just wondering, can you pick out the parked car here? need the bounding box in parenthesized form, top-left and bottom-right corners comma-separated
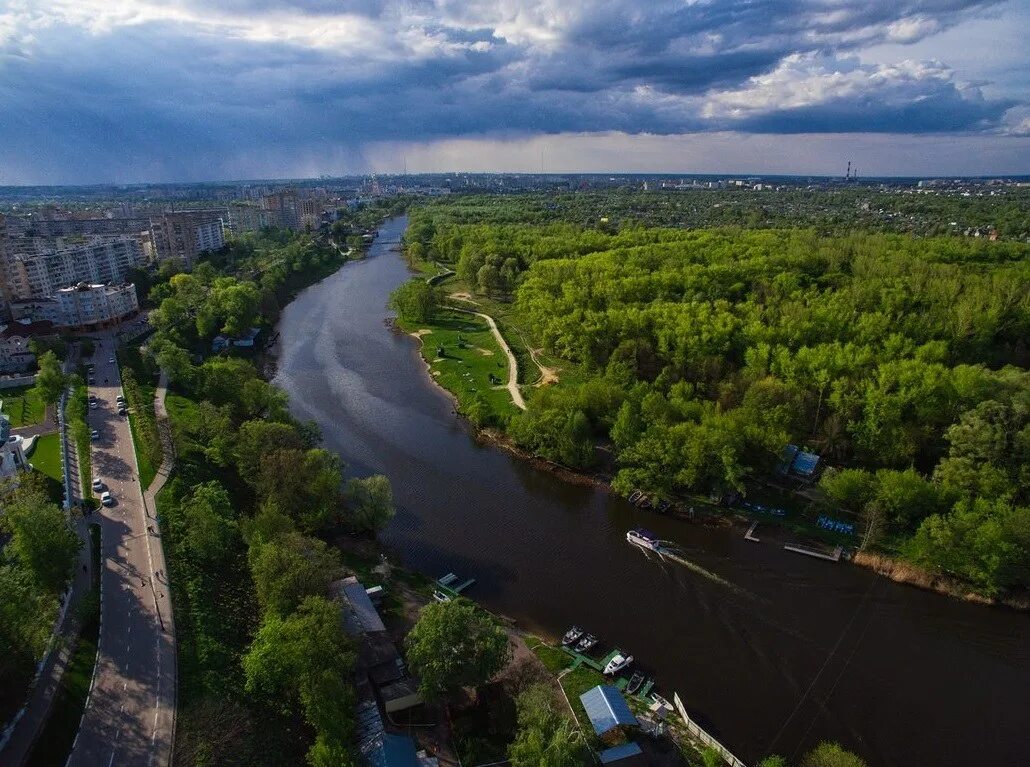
(108, 357, 116, 364)
(90, 429, 99, 440)
(92, 477, 104, 492)
(89, 401, 98, 409)
(100, 491, 114, 507)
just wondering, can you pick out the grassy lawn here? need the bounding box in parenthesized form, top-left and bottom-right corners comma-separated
(26, 524, 101, 767)
(29, 432, 63, 482)
(525, 635, 573, 674)
(0, 385, 46, 427)
(397, 309, 519, 426)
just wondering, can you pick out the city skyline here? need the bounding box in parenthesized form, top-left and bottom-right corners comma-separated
(1, 0, 1028, 184)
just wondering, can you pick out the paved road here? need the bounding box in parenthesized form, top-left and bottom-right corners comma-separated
(68, 339, 175, 767)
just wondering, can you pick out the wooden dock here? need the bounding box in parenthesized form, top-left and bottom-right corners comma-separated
(744, 521, 760, 542)
(435, 572, 476, 598)
(783, 542, 843, 562)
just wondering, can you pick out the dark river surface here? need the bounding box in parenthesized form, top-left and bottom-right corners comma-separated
(274, 216, 1030, 767)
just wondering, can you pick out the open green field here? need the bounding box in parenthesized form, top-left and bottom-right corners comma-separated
(0, 385, 46, 427)
(397, 309, 520, 426)
(29, 432, 63, 482)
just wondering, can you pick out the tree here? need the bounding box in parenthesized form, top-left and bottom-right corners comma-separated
(243, 596, 356, 765)
(35, 350, 66, 405)
(404, 598, 511, 699)
(508, 683, 586, 767)
(234, 420, 306, 485)
(154, 341, 196, 387)
(249, 532, 340, 618)
(344, 475, 395, 532)
(2, 488, 80, 594)
(800, 742, 868, 767)
(257, 447, 343, 532)
(757, 758, 787, 767)
(389, 280, 440, 323)
(181, 482, 239, 566)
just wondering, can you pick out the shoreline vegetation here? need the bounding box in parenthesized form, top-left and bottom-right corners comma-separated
(394, 197, 1030, 610)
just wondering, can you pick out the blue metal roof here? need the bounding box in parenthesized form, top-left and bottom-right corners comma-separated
(791, 449, 820, 476)
(600, 743, 644, 764)
(580, 685, 639, 736)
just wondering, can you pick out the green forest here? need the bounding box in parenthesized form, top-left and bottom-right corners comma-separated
(404, 199, 1030, 598)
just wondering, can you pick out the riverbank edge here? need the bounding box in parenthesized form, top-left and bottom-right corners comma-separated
(392, 241, 1030, 613)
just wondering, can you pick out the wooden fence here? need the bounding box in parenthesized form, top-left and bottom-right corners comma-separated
(674, 692, 748, 767)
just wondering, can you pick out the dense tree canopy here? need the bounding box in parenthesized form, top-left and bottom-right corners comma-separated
(407, 199, 1030, 596)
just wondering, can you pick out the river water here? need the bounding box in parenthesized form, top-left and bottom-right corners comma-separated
(274, 216, 1029, 767)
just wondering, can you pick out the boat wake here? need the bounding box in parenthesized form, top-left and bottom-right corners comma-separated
(652, 542, 752, 597)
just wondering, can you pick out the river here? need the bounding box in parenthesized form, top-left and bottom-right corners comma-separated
(273, 216, 1030, 767)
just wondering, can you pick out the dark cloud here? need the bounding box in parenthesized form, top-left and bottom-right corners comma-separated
(0, 0, 1024, 182)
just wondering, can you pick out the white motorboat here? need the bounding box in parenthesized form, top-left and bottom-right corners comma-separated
(626, 527, 661, 552)
(603, 653, 633, 675)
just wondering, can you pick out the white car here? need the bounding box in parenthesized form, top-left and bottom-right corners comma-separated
(108, 357, 116, 364)
(90, 429, 99, 440)
(92, 477, 104, 492)
(89, 401, 98, 409)
(100, 491, 114, 507)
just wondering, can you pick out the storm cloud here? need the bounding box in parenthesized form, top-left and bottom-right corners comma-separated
(0, 0, 1026, 182)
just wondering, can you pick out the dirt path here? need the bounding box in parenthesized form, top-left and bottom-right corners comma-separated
(449, 298, 526, 410)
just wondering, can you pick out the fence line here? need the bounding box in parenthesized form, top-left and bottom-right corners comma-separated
(674, 693, 748, 767)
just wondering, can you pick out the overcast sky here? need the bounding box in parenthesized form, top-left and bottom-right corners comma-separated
(1, 0, 1027, 184)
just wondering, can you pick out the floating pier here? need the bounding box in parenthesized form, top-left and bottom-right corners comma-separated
(435, 572, 476, 598)
(744, 521, 760, 542)
(783, 542, 843, 562)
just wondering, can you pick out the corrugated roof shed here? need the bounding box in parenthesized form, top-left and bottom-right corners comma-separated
(334, 576, 386, 634)
(580, 685, 639, 736)
(599, 742, 644, 764)
(791, 449, 820, 477)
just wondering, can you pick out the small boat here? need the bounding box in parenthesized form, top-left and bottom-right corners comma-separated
(562, 626, 584, 646)
(575, 634, 598, 653)
(431, 590, 451, 603)
(646, 691, 671, 708)
(626, 671, 645, 694)
(628, 490, 643, 504)
(604, 653, 633, 675)
(637, 496, 652, 510)
(626, 528, 661, 552)
(656, 500, 671, 513)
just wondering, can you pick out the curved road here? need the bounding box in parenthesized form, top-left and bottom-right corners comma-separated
(68, 338, 175, 767)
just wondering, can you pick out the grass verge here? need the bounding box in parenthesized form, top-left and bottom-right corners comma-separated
(28, 433, 62, 482)
(66, 379, 94, 507)
(0, 384, 46, 427)
(117, 347, 161, 490)
(25, 524, 101, 767)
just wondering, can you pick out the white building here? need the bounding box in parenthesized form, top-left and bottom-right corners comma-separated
(0, 414, 29, 481)
(10, 282, 139, 330)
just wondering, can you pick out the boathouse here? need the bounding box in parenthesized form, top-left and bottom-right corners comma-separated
(580, 685, 639, 737)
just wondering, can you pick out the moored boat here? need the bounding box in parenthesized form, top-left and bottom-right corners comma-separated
(626, 670, 645, 694)
(562, 626, 583, 645)
(628, 489, 643, 504)
(604, 653, 633, 675)
(575, 633, 598, 652)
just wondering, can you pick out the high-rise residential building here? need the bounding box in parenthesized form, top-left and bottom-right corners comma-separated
(0, 237, 146, 300)
(151, 209, 227, 267)
(261, 190, 301, 230)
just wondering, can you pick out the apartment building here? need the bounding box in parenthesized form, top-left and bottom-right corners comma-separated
(10, 282, 139, 330)
(0, 237, 146, 300)
(151, 209, 227, 267)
